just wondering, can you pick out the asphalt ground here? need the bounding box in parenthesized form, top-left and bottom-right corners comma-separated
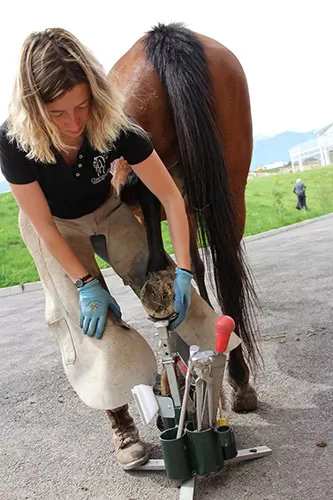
(0, 214, 332, 500)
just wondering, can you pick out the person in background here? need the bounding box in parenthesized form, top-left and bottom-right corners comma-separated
(293, 178, 307, 210)
(0, 28, 193, 470)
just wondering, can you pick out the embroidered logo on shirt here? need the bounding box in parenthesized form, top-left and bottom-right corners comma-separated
(91, 154, 111, 184)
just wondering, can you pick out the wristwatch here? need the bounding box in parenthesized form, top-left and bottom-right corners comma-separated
(74, 273, 93, 288)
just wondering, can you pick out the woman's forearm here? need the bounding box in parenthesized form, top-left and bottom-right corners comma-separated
(10, 183, 90, 283)
(40, 224, 90, 281)
(164, 196, 191, 271)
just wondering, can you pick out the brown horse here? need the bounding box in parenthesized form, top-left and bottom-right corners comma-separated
(108, 23, 260, 411)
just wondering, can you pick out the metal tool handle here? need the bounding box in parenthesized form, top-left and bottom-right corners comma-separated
(176, 345, 199, 439)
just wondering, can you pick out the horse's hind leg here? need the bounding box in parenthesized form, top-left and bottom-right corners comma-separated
(130, 176, 169, 273)
(228, 346, 258, 412)
(188, 206, 258, 413)
(130, 176, 176, 318)
(188, 208, 257, 411)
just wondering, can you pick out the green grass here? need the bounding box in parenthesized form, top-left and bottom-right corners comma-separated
(244, 165, 333, 236)
(1, 165, 332, 287)
(0, 192, 40, 287)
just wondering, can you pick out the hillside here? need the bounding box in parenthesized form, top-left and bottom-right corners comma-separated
(0, 165, 332, 287)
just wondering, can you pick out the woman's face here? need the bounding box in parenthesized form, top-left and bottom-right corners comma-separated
(45, 83, 91, 140)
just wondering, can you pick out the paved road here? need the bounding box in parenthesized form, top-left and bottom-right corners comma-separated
(1, 215, 332, 500)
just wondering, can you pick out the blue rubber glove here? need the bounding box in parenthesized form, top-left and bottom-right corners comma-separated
(78, 278, 122, 339)
(169, 267, 193, 330)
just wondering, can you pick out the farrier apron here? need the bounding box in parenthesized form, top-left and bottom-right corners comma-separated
(19, 189, 222, 409)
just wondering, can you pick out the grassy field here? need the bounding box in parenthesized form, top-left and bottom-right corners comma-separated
(0, 165, 332, 288)
(244, 165, 333, 235)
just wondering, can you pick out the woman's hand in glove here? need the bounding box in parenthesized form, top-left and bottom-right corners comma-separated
(78, 278, 121, 339)
(169, 267, 193, 330)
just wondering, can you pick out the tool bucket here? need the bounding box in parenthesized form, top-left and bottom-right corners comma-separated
(159, 426, 193, 481)
(215, 425, 238, 460)
(185, 422, 224, 476)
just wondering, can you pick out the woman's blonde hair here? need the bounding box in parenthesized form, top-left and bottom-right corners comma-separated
(7, 28, 140, 163)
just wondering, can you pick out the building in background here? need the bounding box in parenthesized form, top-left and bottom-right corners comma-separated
(289, 122, 333, 172)
(263, 161, 287, 170)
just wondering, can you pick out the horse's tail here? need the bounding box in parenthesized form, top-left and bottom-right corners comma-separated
(145, 23, 260, 368)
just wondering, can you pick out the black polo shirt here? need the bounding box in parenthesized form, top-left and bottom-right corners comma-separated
(0, 120, 153, 219)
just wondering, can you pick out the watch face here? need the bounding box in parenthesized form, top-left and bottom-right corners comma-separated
(75, 279, 84, 288)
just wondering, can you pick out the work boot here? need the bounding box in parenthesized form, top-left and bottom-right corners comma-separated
(106, 404, 149, 470)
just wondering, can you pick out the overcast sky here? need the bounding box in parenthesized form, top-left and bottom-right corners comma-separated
(0, 0, 332, 139)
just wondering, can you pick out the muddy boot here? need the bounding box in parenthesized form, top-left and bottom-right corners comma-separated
(106, 405, 149, 470)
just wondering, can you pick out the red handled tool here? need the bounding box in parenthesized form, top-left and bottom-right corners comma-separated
(215, 315, 235, 353)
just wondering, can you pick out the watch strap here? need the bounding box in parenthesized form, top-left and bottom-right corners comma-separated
(75, 273, 93, 288)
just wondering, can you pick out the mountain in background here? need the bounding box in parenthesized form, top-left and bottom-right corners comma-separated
(251, 131, 316, 170)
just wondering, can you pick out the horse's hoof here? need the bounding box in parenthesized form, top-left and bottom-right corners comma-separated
(230, 384, 259, 412)
(140, 268, 175, 319)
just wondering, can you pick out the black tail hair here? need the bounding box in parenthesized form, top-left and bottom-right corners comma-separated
(145, 23, 260, 368)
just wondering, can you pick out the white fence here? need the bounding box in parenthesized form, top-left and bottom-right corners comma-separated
(289, 133, 333, 171)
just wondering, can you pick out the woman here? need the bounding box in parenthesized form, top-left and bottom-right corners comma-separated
(0, 28, 193, 470)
